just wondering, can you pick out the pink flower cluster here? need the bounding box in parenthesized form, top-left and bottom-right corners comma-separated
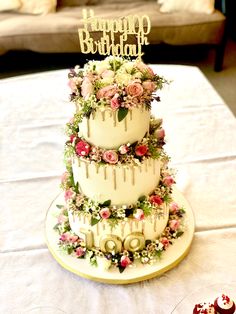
(67, 57, 160, 111)
(60, 232, 78, 243)
(71, 134, 152, 164)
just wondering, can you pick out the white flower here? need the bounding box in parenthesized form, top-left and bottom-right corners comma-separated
(95, 60, 109, 75)
(100, 77, 114, 85)
(122, 61, 135, 72)
(96, 256, 112, 270)
(132, 71, 143, 80)
(115, 73, 132, 85)
(74, 65, 81, 74)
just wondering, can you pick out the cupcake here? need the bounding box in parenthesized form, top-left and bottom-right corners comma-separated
(193, 302, 216, 313)
(214, 294, 235, 314)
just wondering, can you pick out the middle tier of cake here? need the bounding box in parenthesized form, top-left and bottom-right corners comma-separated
(72, 157, 161, 206)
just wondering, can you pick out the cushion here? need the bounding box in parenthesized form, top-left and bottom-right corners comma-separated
(17, 0, 57, 15)
(158, 0, 215, 14)
(0, 0, 20, 12)
(57, 0, 97, 6)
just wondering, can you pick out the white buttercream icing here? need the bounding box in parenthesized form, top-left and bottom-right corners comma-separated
(72, 158, 161, 205)
(78, 106, 150, 149)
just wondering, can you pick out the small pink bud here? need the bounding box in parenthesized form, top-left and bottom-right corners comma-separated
(120, 256, 132, 268)
(169, 219, 180, 231)
(99, 207, 111, 219)
(163, 176, 175, 187)
(169, 202, 179, 214)
(133, 208, 144, 221)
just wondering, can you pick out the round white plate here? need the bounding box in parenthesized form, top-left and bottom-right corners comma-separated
(45, 187, 195, 284)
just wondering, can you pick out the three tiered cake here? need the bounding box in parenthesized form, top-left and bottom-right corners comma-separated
(53, 56, 187, 274)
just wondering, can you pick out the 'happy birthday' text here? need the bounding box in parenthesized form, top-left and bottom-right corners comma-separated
(78, 9, 151, 58)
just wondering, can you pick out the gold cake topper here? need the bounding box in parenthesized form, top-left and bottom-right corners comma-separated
(78, 9, 151, 58)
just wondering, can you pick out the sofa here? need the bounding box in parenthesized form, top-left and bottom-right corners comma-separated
(0, 0, 226, 71)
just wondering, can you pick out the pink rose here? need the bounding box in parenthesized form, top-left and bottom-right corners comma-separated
(149, 195, 163, 206)
(119, 144, 129, 154)
(60, 232, 70, 242)
(110, 94, 120, 110)
(100, 207, 111, 219)
(169, 219, 180, 231)
(136, 62, 154, 77)
(155, 128, 165, 139)
(135, 144, 148, 156)
(169, 202, 179, 214)
(142, 80, 156, 92)
(68, 234, 79, 243)
(75, 140, 90, 157)
(163, 176, 175, 187)
(133, 208, 144, 221)
(126, 82, 143, 97)
(120, 256, 132, 268)
(75, 247, 85, 257)
(96, 85, 118, 99)
(81, 77, 93, 99)
(101, 69, 114, 78)
(64, 189, 75, 201)
(102, 150, 118, 164)
(160, 237, 170, 249)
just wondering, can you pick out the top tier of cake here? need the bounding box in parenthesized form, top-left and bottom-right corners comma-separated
(68, 56, 166, 149)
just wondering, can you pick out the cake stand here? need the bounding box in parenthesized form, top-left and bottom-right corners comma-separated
(45, 187, 195, 284)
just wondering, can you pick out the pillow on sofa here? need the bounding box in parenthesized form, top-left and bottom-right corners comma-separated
(17, 0, 57, 15)
(0, 0, 20, 12)
(158, 0, 215, 14)
(57, 0, 97, 6)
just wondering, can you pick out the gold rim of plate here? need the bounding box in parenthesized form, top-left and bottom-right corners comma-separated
(45, 186, 195, 284)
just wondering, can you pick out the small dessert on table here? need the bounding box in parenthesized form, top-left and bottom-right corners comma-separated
(193, 302, 216, 314)
(214, 294, 235, 314)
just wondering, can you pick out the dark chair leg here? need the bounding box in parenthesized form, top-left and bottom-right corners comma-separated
(214, 40, 227, 71)
(214, 20, 228, 72)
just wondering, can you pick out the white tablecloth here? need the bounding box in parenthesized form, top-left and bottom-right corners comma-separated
(1, 65, 236, 314)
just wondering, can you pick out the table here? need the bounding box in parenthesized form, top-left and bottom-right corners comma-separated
(1, 65, 236, 314)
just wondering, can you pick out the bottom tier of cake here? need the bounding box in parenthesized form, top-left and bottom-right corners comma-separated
(68, 205, 169, 252)
(46, 187, 194, 283)
(53, 196, 186, 272)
